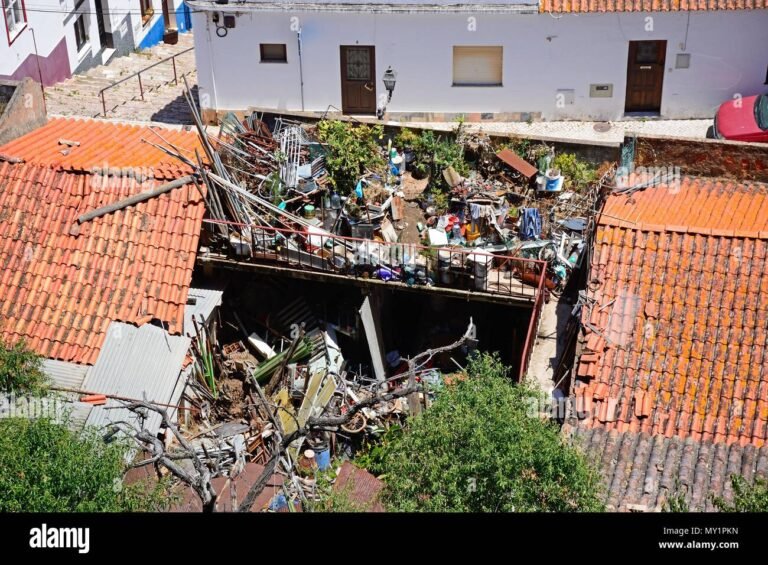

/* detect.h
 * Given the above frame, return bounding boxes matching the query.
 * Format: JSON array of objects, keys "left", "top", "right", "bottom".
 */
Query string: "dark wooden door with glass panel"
[
  {"left": 625, "top": 40, "right": 666, "bottom": 113},
  {"left": 340, "top": 46, "right": 376, "bottom": 115}
]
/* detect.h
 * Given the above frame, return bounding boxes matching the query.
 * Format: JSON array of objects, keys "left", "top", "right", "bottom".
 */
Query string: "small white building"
[
  {"left": 187, "top": 0, "right": 768, "bottom": 122},
  {"left": 0, "top": 0, "right": 193, "bottom": 85}
]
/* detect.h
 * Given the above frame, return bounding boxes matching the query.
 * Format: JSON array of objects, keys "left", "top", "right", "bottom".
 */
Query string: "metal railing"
[
  {"left": 98, "top": 47, "right": 194, "bottom": 117},
  {"left": 202, "top": 219, "right": 547, "bottom": 299}
]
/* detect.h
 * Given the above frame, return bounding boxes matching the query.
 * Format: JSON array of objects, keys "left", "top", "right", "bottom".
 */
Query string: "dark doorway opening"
[{"left": 94, "top": 0, "right": 114, "bottom": 49}]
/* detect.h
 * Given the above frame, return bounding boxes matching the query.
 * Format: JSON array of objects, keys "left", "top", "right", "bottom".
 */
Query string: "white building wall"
[
  {"left": 191, "top": 8, "right": 768, "bottom": 121},
  {"left": 1, "top": 0, "right": 189, "bottom": 85},
  {"left": 0, "top": 0, "right": 68, "bottom": 81}
]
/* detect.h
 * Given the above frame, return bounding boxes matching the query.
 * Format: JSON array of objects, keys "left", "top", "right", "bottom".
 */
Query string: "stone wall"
[
  {"left": 0, "top": 78, "right": 47, "bottom": 147},
  {"left": 633, "top": 135, "right": 768, "bottom": 183}
]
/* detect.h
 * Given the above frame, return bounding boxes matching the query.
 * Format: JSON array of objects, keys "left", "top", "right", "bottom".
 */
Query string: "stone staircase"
[{"left": 45, "top": 32, "right": 198, "bottom": 125}]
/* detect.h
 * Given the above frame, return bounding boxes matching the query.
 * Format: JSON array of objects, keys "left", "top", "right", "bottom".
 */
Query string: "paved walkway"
[
  {"left": 45, "top": 32, "right": 197, "bottom": 125},
  {"left": 525, "top": 296, "right": 574, "bottom": 397},
  {"left": 407, "top": 118, "right": 711, "bottom": 144}
]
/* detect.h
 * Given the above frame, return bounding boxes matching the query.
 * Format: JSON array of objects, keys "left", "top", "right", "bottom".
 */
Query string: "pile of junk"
[
  {"left": 167, "top": 91, "right": 608, "bottom": 297},
  {"left": 151, "top": 284, "right": 478, "bottom": 512}
]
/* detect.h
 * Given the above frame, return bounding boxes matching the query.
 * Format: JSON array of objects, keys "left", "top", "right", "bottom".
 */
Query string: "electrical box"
[
  {"left": 224, "top": 15, "right": 236, "bottom": 28},
  {"left": 589, "top": 84, "right": 613, "bottom": 98},
  {"left": 675, "top": 54, "right": 691, "bottom": 69}
]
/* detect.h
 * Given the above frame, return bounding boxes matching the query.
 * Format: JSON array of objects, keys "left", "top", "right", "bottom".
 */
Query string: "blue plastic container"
[{"left": 315, "top": 448, "right": 331, "bottom": 471}]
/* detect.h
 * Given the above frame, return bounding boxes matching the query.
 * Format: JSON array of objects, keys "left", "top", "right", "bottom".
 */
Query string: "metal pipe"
[
  {"left": 296, "top": 29, "right": 306, "bottom": 111},
  {"left": 29, "top": 28, "right": 47, "bottom": 115}
]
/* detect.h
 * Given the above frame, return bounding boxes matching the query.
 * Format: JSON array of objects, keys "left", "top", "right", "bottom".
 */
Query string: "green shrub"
[
  {"left": 374, "top": 352, "right": 604, "bottom": 512},
  {"left": 551, "top": 152, "right": 597, "bottom": 192},
  {"left": 0, "top": 418, "right": 174, "bottom": 512},
  {"left": 316, "top": 120, "right": 385, "bottom": 192},
  {"left": 412, "top": 130, "right": 468, "bottom": 190},
  {"left": 0, "top": 338, "right": 48, "bottom": 395}
]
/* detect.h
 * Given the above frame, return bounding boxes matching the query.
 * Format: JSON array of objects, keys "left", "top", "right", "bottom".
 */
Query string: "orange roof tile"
[
  {"left": 0, "top": 120, "right": 205, "bottom": 365},
  {"left": 540, "top": 0, "right": 766, "bottom": 12},
  {"left": 574, "top": 176, "right": 768, "bottom": 448},
  {"left": 0, "top": 118, "right": 201, "bottom": 181}
]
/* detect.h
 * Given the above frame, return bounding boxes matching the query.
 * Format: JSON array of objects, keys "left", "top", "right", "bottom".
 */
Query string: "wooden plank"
[{"left": 496, "top": 148, "right": 538, "bottom": 179}]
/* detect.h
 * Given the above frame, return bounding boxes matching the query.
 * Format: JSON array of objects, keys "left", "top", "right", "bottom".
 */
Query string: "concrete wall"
[
  {"left": 0, "top": 78, "right": 47, "bottom": 146},
  {"left": 191, "top": 8, "right": 768, "bottom": 121}
]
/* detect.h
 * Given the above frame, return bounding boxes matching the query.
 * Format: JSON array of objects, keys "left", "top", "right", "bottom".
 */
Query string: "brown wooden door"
[
  {"left": 340, "top": 46, "right": 377, "bottom": 115},
  {"left": 625, "top": 40, "right": 666, "bottom": 113}
]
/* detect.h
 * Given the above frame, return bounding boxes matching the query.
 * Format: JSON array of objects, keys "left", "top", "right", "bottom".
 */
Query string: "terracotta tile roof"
[
  {"left": 334, "top": 462, "right": 385, "bottom": 512},
  {"left": 566, "top": 425, "right": 768, "bottom": 511},
  {"left": 540, "top": 0, "right": 767, "bottom": 12},
  {"left": 572, "top": 176, "right": 768, "bottom": 448},
  {"left": 0, "top": 120, "right": 205, "bottom": 365},
  {"left": 0, "top": 118, "right": 201, "bottom": 180}
]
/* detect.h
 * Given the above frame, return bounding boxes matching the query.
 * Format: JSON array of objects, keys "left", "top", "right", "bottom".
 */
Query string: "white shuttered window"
[{"left": 452, "top": 46, "right": 503, "bottom": 86}]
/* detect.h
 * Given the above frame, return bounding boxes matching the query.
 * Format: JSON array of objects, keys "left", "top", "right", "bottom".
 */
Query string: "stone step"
[{"left": 46, "top": 32, "right": 198, "bottom": 124}]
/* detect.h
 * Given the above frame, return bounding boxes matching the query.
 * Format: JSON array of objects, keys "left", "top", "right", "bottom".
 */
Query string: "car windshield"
[{"left": 756, "top": 94, "right": 768, "bottom": 130}]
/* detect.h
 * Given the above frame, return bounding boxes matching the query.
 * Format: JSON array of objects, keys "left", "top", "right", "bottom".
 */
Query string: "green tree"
[
  {"left": 714, "top": 476, "right": 768, "bottom": 512},
  {"left": 0, "top": 417, "right": 173, "bottom": 512},
  {"left": 0, "top": 338, "right": 48, "bottom": 394},
  {"left": 375, "top": 353, "right": 604, "bottom": 512}
]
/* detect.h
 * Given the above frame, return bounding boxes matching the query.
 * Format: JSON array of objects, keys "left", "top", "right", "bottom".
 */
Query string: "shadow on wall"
[{"left": 150, "top": 85, "right": 197, "bottom": 125}]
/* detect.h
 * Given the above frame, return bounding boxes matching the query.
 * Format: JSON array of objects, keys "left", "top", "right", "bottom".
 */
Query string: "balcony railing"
[{"left": 202, "top": 219, "right": 546, "bottom": 297}]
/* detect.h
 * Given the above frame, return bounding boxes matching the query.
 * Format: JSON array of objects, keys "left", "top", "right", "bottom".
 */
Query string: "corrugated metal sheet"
[
  {"left": 82, "top": 322, "right": 190, "bottom": 436},
  {"left": 67, "top": 402, "right": 94, "bottom": 430},
  {"left": 41, "top": 359, "right": 91, "bottom": 391},
  {"left": 184, "top": 288, "right": 223, "bottom": 337}
]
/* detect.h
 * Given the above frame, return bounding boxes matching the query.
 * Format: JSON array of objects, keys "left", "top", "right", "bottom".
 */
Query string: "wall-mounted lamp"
[{"left": 382, "top": 66, "right": 397, "bottom": 102}]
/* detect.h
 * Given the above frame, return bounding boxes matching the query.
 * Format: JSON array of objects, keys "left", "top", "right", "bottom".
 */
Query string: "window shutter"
[{"left": 453, "top": 46, "right": 503, "bottom": 86}]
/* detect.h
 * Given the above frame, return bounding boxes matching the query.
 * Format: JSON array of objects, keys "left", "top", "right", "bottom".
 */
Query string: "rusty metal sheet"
[{"left": 496, "top": 148, "right": 538, "bottom": 179}]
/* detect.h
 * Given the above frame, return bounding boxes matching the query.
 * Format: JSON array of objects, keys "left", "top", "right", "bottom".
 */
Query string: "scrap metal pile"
[
  {"left": 135, "top": 289, "right": 477, "bottom": 511},
  {"left": 165, "top": 87, "right": 603, "bottom": 297}
]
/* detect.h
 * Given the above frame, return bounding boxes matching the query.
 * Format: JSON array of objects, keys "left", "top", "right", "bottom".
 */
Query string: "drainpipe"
[
  {"left": 29, "top": 28, "right": 47, "bottom": 115},
  {"left": 297, "top": 28, "right": 305, "bottom": 111}
]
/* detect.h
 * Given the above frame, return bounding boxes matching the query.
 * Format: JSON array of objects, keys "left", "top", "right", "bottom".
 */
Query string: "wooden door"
[
  {"left": 340, "top": 46, "right": 377, "bottom": 115},
  {"left": 625, "top": 40, "right": 666, "bottom": 113}
]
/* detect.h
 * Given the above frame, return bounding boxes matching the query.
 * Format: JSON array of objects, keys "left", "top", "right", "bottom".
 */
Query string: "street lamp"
[{"left": 382, "top": 66, "right": 397, "bottom": 102}]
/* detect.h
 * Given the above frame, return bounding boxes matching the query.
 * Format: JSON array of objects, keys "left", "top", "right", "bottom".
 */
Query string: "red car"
[{"left": 707, "top": 93, "right": 768, "bottom": 143}]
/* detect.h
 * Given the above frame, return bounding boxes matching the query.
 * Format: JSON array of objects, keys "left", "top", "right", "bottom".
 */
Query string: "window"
[
  {"left": 74, "top": 11, "right": 88, "bottom": 51},
  {"left": 452, "top": 46, "right": 502, "bottom": 87},
  {"left": 140, "top": 0, "right": 153, "bottom": 26},
  {"left": 260, "top": 43, "right": 287, "bottom": 63},
  {"left": 3, "top": 0, "right": 27, "bottom": 41}
]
